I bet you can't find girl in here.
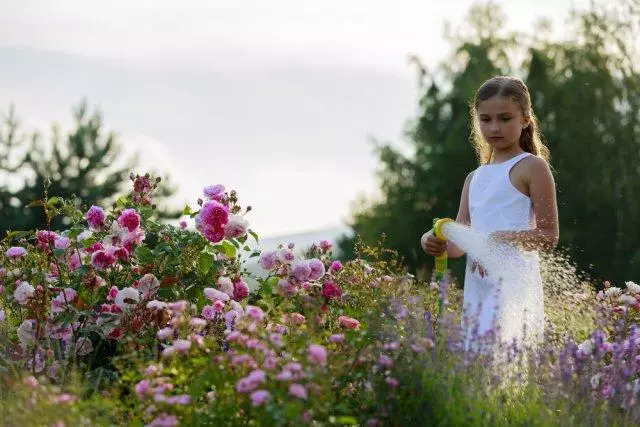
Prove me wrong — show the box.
[421,76,559,347]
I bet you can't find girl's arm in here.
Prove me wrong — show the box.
[446,172,474,259]
[492,157,559,251]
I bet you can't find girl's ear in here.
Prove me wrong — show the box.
[522,117,530,129]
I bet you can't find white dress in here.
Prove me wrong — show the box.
[463,152,544,348]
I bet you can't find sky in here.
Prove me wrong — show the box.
[0,0,589,237]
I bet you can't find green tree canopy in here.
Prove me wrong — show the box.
[0,101,179,236]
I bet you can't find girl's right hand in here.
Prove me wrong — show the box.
[420,229,447,257]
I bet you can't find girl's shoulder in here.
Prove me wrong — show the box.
[514,155,554,184]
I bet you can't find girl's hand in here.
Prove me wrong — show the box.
[420,229,447,257]
[471,260,489,277]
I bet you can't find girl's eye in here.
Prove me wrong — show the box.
[500,117,512,122]
[480,118,491,122]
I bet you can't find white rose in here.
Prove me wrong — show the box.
[115,287,140,310]
[14,282,35,305]
[625,281,640,295]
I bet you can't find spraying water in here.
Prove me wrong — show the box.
[436,220,596,346]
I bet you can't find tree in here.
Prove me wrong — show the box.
[0,101,179,236]
[340,1,640,285]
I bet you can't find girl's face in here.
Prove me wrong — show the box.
[476,96,529,151]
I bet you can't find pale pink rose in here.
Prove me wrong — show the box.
[277,248,296,264]
[217,276,234,296]
[202,305,217,320]
[204,287,230,302]
[292,260,311,282]
[338,315,360,330]
[54,236,71,250]
[6,246,27,258]
[14,282,35,305]
[224,214,249,239]
[245,305,265,322]
[319,240,333,252]
[307,258,325,281]
[137,274,160,298]
[146,300,167,310]
[203,184,225,199]
[167,300,188,312]
[259,251,278,270]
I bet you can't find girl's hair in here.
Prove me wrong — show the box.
[470,76,550,164]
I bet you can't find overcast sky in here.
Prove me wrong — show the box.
[0,0,589,236]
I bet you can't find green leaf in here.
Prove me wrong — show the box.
[249,251,260,258]
[81,237,99,248]
[189,369,215,398]
[67,226,86,239]
[115,196,129,207]
[335,416,358,425]
[135,246,155,264]
[53,248,67,258]
[198,251,214,276]
[183,204,193,216]
[3,230,31,241]
[266,276,279,295]
[249,229,259,243]
[47,196,61,206]
[215,241,237,259]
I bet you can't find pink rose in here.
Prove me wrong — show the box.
[118,208,141,232]
[338,315,360,330]
[6,247,27,258]
[233,280,249,301]
[86,205,105,230]
[321,282,343,299]
[91,250,116,270]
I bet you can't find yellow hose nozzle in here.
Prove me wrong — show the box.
[433,217,454,241]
